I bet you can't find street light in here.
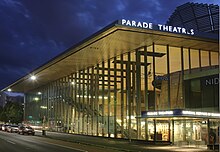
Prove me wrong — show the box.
[7,88,12,92]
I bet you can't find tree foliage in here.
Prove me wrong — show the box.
[0,101,23,124]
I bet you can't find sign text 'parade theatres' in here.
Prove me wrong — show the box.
[121,19,194,35]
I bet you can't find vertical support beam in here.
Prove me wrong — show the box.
[56,80,61,131]
[70,74,74,133]
[66,76,69,132]
[209,51,211,68]
[60,78,63,130]
[47,85,49,129]
[172,119,174,144]
[91,66,94,135]
[63,78,67,132]
[82,69,85,134]
[113,57,117,138]
[78,72,81,134]
[188,48,191,74]
[126,52,131,141]
[132,62,135,135]
[87,68,90,135]
[167,45,171,109]
[54,83,56,129]
[74,73,77,133]
[47,84,50,129]
[207,119,210,144]
[102,62,105,136]
[152,43,156,110]
[154,119,156,142]
[168,120,170,142]
[136,50,141,139]
[199,49,202,71]
[23,94,26,122]
[51,82,54,131]
[120,54,124,138]
[144,46,149,140]
[181,47,185,109]
[75,74,78,133]
[96,64,99,136]
[107,59,111,137]
[132,62,135,108]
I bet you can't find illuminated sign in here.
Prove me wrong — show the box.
[182,110,220,117]
[141,109,220,118]
[120,19,194,35]
[147,111,173,116]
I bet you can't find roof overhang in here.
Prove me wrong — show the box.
[2,21,219,93]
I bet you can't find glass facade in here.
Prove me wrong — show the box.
[24,44,219,145]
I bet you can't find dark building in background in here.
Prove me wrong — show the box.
[167,2,219,34]
[0,92,7,107]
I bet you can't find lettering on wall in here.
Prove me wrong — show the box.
[205,77,219,86]
[120,19,194,35]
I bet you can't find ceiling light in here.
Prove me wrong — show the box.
[30,75,36,80]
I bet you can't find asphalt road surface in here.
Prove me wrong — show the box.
[0,130,213,152]
[0,131,119,152]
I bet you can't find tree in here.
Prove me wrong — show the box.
[0,101,23,124]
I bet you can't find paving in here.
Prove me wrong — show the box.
[35,130,218,152]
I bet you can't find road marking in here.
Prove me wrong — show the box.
[6,140,16,145]
[40,140,88,152]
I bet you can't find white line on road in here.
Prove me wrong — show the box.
[6,140,16,145]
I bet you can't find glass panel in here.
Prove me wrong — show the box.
[174,119,208,146]
[190,49,200,71]
[211,52,219,66]
[201,50,209,68]
[209,119,220,145]
[170,46,181,73]
[146,45,154,111]
[156,120,169,141]
[183,48,189,74]
[147,120,155,141]
[169,47,183,109]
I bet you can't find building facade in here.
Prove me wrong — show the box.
[167,2,219,34]
[2,3,219,147]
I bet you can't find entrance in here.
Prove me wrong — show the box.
[145,117,220,146]
[147,119,170,141]
[174,119,208,146]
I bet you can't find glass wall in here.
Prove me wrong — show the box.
[24,43,219,144]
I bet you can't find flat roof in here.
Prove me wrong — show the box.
[2,20,219,93]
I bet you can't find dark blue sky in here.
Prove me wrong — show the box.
[0,0,219,90]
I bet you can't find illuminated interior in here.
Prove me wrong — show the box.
[24,42,219,146]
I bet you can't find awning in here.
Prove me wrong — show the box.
[140,109,220,119]
[2,21,218,93]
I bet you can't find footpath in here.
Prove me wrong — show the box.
[35,130,216,152]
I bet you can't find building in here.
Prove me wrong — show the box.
[167,2,219,34]
[1,3,219,147]
[0,92,7,107]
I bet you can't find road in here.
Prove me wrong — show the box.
[0,131,119,152]
[0,130,213,152]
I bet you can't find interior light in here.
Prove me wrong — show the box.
[7,88,12,92]
[34,97,39,101]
